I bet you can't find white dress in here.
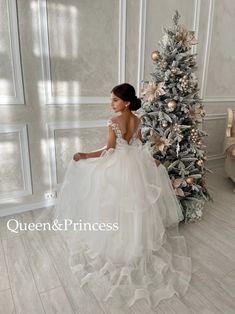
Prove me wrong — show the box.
[53,118,192,310]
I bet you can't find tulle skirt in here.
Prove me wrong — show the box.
[53,142,192,309]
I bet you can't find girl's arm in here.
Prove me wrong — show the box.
[73,125,116,161]
[73,146,106,160]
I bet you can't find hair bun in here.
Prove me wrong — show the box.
[130,95,141,111]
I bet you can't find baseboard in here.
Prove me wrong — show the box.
[0,199,55,218]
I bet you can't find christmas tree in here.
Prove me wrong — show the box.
[139,11,212,223]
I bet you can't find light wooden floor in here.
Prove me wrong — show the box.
[0,161,235,314]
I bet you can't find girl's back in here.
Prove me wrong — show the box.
[111,113,141,143]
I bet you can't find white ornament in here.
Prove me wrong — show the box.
[176,142,180,157]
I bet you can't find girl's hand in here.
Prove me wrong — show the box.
[155,160,161,167]
[73,152,87,161]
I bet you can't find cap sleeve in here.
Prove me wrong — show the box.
[107,119,112,127]
[107,117,116,127]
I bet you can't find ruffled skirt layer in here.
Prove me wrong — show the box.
[53,143,192,309]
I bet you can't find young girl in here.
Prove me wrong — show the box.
[54,83,192,310]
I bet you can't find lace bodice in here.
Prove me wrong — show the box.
[107,118,142,146]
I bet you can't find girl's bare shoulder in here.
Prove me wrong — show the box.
[108,116,118,123]
[132,114,141,125]
[107,116,119,128]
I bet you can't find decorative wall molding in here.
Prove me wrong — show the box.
[206,157,224,169]
[199,0,214,100]
[47,120,107,188]
[0,198,55,217]
[203,97,235,103]
[137,0,146,96]
[191,0,201,55]
[201,0,235,102]
[119,0,126,84]
[0,0,24,105]
[199,0,235,102]
[207,153,225,161]
[0,124,32,200]
[204,113,227,121]
[203,113,226,161]
[38,0,126,105]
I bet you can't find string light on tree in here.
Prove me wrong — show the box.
[171,67,178,74]
[161,120,168,128]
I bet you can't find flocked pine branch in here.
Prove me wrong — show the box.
[138,11,213,223]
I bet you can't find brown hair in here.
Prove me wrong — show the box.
[111,83,141,111]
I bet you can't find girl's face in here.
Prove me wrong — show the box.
[111,92,130,113]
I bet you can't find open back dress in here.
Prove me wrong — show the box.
[53,117,192,309]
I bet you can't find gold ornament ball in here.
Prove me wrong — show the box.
[186,176,194,185]
[167,100,177,110]
[151,50,160,62]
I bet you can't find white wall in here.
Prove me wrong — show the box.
[0,0,233,216]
